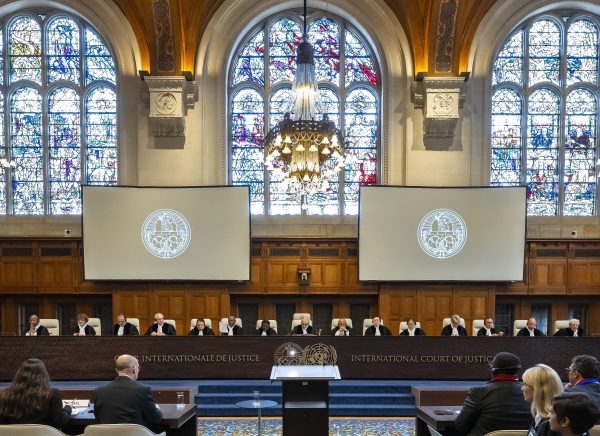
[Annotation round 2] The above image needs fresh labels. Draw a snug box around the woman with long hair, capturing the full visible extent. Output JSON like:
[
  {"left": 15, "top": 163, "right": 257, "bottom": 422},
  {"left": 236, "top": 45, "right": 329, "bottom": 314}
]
[
  {"left": 0, "top": 358, "right": 71, "bottom": 429},
  {"left": 522, "top": 364, "right": 564, "bottom": 436}
]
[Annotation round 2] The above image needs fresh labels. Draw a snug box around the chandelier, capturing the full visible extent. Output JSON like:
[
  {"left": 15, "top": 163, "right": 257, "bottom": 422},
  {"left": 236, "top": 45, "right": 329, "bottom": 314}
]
[{"left": 264, "top": 0, "right": 348, "bottom": 204}]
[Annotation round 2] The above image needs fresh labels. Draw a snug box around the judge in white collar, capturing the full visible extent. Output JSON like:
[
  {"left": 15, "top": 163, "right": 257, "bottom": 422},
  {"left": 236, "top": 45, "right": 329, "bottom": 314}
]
[
  {"left": 223, "top": 315, "right": 243, "bottom": 336},
  {"left": 24, "top": 314, "right": 50, "bottom": 336},
  {"left": 144, "top": 312, "right": 176, "bottom": 336},
  {"left": 477, "top": 317, "right": 504, "bottom": 336},
  {"left": 72, "top": 313, "right": 96, "bottom": 336}
]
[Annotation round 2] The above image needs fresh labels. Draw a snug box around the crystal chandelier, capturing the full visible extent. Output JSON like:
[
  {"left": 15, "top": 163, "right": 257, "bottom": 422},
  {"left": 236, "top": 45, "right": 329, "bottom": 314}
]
[{"left": 264, "top": 0, "right": 347, "bottom": 204}]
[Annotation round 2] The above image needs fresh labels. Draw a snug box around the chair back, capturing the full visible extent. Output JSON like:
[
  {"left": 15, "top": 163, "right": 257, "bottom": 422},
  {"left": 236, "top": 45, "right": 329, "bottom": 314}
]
[
  {"left": 399, "top": 321, "right": 421, "bottom": 334},
  {"left": 128, "top": 318, "right": 140, "bottom": 331},
  {"left": 554, "top": 320, "right": 570, "bottom": 333},
  {"left": 83, "top": 423, "right": 166, "bottom": 436},
  {"left": 255, "top": 320, "right": 278, "bottom": 333},
  {"left": 190, "top": 318, "right": 213, "bottom": 331},
  {"left": 472, "top": 319, "right": 485, "bottom": 336},
  {"left": 291, "top": 318, "right": 312, "bottom": 331},
  {"left": 589, "top": 424, "right": 600, "bottom": 436},
  {"left": 484, "top": 431, "right": 528, "bottom": 436},
  {"left": 513, "top": 319, "right": 528, "bottom": 336},
  {"left": 0, "top": 424, "right": 68, "bottom": 435},
  {"left": 88, "top": 317, "right": 102, "bottom": 336},
  {"left": 164, "top": 320, "right": 176, "bottom": 331},
  {"left": 331, "top": 318, "right": 353, "bottom": 330},
  {"left": 220, "top": 317, "right": 242, "bottom": 327},
  {"left": 292, "top": 313, "right": 311, "bottom": 320},
  {"left": 442, "top": 317, "right": 465, "bottom": 328},
  {"left": 362, "top": 318, "right": 384, "bottom": 335},
  {"left": 38, "top": 319, "right": 60, "bottom": 336}
]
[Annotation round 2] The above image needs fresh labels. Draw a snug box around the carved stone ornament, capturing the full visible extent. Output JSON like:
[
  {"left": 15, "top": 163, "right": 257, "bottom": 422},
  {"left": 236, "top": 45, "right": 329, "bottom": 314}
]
[
  {"left": 144, "top": 76, "right": 198, "bottom": 137},
  {"left": 410, "top": 76, "right": 467, "bottom": 138}
]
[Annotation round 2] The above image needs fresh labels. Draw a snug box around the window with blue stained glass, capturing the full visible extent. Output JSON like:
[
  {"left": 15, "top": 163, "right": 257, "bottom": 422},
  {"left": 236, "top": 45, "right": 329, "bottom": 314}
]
[
  {"left": 230, "top": 9, "right": 380, "bottom": 215},
  {"left": 491, "top": 13, "right": 599, "bottom": 216},
  {"left": 0, "top": 11, "right": 117, "bottom": 215}
]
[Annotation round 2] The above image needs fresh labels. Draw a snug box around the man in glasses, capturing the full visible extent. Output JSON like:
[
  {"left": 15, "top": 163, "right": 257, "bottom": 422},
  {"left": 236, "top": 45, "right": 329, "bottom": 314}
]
[
  {"left": 565, "top": 355, "right": 600, "bottom": 416},
  {"left": 554, "top": 319, "right": 585, "bottom": 337},
  {"left": 144, "top": 313, "right": 176, "bottom": 336}
]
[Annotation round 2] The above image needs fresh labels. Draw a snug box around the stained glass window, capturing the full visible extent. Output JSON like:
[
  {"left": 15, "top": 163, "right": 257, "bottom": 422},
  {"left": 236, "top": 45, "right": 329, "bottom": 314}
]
[
  {"left": 230, "top": 10, "right": 379, "bottom": 215},
  {"left": 491, "top": 13, "right": 599, "bottom": 216},
  {"left": 0, "top": 12, "right": 117, "bottom": 215}
]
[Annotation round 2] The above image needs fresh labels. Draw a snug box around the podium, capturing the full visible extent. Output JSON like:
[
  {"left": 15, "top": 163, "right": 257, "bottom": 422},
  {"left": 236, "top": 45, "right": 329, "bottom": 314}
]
[{"left": 270, "top": 365, "right": 340, "bottom": 436}]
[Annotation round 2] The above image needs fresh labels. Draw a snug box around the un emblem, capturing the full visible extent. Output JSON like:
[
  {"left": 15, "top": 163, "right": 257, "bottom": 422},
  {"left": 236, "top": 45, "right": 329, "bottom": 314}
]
[
  {"left": 141, "top": 209, "right": 191, "bottom": 259},
  {"left": 417, "top": 209, "right": 467, "bottom": 259}
]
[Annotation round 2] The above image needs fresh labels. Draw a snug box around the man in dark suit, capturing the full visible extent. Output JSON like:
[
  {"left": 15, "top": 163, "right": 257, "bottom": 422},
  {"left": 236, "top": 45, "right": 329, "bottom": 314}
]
[
  {"left": 292, "top": 316, "right": 314, "bottom": 335},
  {"left": 256, "top": 320, "right": 278, "bottom": 336},
  {"left": 23, "top": 314, "right": 50, "bottom": 336},
  {"left": 144, "top": 313, "right": 176, "bottom": 336},
  {"left": 517, "top": 317, "right": 545, "bottom": 336},
  {"left": 72, "top": 313, "right": 96, "bottom": 336},
  {"left": 221, "top": 315, "right": 243, "bottom": 335},
  {"left": 331, "top": 318, "right": 353, "bottom": 336},
  {"left": 454, "top": 352, "right": 531, "bottom": 435},
  {"left": 477, "top": 317, "right": 504, "bottom": 336},
  {"left": 565, "top": 354, "right": 600, "bottom": 416},
  {"left": 441, "top": 314, "right": 468, "bottom": 336},
  {"left": 188, "top": 319, "right": 215, "bottom": 336},
  {"left": 364, "top": 316, "right": 392, "bottom": 336},
  {"left": 113, "top": 313, "right": 139, "bottom": 336},
  {"left": 554, "top": 319, "right": 585, "bottom": 337},
  {"left": 92, "top": 354, "right": 163, "bottom": 432}
]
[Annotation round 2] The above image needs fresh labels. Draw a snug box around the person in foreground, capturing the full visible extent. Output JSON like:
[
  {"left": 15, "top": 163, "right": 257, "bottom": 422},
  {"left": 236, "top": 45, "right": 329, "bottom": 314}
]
[
  {"left": 440, "top": 314, "right": 468, "bottom": 336},
  {"left": 564, "top": 355, "right": 600, "bottom": 413},
  {"left": 521, "top": 363, "right": 564, "bottom": 435},
  {"left": 454, "top": 351, "right": 531, "bottom": 436},
  {"left": 292, "top": 315, "right": 314, "bottom": 335},
  {"left": 91, "top": 354, "right": 163, "bottom": 433},
  {"left": 400, "top": 318, "right": 425, "bottom": 336},
  {"left": 24, "top": 314, "right": 50, "bottom": 336},
  {"left": 364, "top": 316, "right": 392, "bottom": 336},
  {"left": 144, "top": 313, "right": 176, "bottom": 336},
  {"left": 0, "top": 358, "right": 71, "bottom": 430},
  {"left": 113, "top": 313, "right": 139, "bottom": 336},
  {"left": 518, "top": 317, "right": 546, "bottom": 336},
  {"left": 256, "top": 319, "right": 278, "bottom": 336},
  {"left": 477, "top": 317, "right": 504, "bottom": 336},
  {"left": 549, "top": 393, "right": 600, "bottom": 436},
  {"left": 188, "top": 318, "right": 215, "bottom": 336},
  {"left": 554, "top": 319, "right": 585, "bottom": 337},
  {"left": 72, "top": 313, "right": 96, "bottom": 336},
  {"left": 331, "top": 318, "right": 353, "bottom": 336}
]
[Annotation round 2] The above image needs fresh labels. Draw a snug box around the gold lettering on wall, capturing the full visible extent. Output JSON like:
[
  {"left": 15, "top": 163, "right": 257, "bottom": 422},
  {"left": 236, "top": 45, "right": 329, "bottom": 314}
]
[
  {"left": 136, "top": 354, "right": 260, "bottom": 363},
  {"left": 351, "top": 354, "right": 494, "bottom": 364}
]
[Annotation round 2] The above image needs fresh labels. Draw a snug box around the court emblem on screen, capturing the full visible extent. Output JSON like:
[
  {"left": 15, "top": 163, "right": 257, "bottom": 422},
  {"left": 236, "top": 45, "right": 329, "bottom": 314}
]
[
  {"left": 417, "top": 209, "right": 467, "bottom": 259},
  {"left": 142, "top": 209, "right": 191, "bottom": 258}
]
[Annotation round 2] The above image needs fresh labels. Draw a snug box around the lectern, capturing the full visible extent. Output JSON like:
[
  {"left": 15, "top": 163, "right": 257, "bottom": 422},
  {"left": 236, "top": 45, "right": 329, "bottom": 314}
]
[{"left": 270, "top": 365, "right": 341, "bottom": 435}]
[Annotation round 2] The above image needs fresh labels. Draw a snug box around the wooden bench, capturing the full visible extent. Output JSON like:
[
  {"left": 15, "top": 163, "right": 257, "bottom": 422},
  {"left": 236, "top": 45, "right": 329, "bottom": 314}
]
[{"left": 411, "top": 386, "right": 470, "bottom": 406}]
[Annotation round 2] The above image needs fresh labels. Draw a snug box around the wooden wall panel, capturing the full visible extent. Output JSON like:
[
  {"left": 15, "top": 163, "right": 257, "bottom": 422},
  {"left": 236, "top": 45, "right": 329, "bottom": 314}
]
[
  {"left": 1, "top": 261, "right": 34, "bottom": 289},
  {"left": 113, "top": 291, "right": 150, "bottom": 332},
  {"left": 38, "top": 261, "right": 76, "bottom": 290},
  {"left": 154, "top": 291, "right": 186, "bottom": 334},
  {"left": 529, "top": 261, "right": 567, "bottom": 294},
  {"left": 417, "top": 287, "right": 452, "bottom": 336}
]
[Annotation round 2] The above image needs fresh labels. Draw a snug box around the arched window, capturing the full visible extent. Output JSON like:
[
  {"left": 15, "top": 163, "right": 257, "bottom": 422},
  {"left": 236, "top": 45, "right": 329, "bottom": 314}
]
[
  {"left": 0, "top": 11, "right": 117, "bottom": 215},
  {"left": 229, "top": 10, "right": 380, "bottom": 215},
  {"left": 491, "top": 13, "right": 599, "bottom": 216}
]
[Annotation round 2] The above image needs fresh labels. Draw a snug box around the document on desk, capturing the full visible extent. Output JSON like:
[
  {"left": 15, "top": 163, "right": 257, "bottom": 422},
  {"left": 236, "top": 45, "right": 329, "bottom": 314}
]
[{"left": 62, "top": 399, "right": 90, "bottom": 415}]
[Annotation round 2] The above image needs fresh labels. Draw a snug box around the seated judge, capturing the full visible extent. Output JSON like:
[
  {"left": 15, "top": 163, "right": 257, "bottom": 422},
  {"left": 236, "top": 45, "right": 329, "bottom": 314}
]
[
  {"left": 113, "top": 313, "right": 139, "bottom": 336},
  {"left": 256, "top": 319, "right": 278, "bottom": 336},
  {"left": 292, "top": 315, "right": 314, "bottom": 335},
  {"left": 477, "top": 317, "right": 504, "bottom": 336},
  {"left": 517, "top": 317, "right": 546, "bottom": 337},
  {"left": 554, "top": 319, "right": 585, "bottom": 337},
  {"left": 23, "top": 314, "right": 50, "bottom": 336},
  {"left": 364, "top": 316, "right": 392, "bottom": 336},
  {"left": 144, "top": 313, "right": 176, "bottom": 336},
  {"left": 72, "top": 313, "right": 96, "bottom": 336},
  {"left": 222, "top": 315, "right": 243, "bottom": 336},
  {"left": 189, "top": 318, "right": 215, "bottom": 336},
  {"left": 331, "top": 318, "right": 353, "bottom": 336},
  {"left": 400, "top": 318, "right": 426, "bottom": 336},
  {"left": 441, "top": 314, "right": 468, "bottom": 336}
]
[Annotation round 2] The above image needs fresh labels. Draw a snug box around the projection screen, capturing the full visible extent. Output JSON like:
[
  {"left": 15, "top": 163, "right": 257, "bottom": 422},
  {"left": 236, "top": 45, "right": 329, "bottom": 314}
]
[
  {"left": 82, "top": 186, "right": 250, "bottom": 280},
  {"left": 359, "top": 186, "right": 526, "bottom": 281}
]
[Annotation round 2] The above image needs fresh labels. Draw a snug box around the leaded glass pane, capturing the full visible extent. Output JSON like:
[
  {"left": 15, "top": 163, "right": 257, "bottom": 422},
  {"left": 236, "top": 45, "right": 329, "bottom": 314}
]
[
  {"left": 10, "top": 87, "right": 43, "bottom": 214},
  {"left": 47, "top": 17, "right": 80, "bottom": 84},
  {"left": 567, "top": 19, "right": 598, "bottom": 85},
  {"left": 0, "top": 30, "right": 4, "bottom": 86},
  {"left": 564, "top": 88, "right": 596, "bottom": 215},
  {"left": 527, "top": 89, "right": 560, "bottom": 215},
  {"left": 86, "top": 87, "right": 117, "bottom": 185},
  {"left": 233, "top": 31, "right": 265, "bottom": 85},
  {"left": 492, "top": 31, "right": 523, "bottom": 86},
  {"left": 231, "top": 89, "right": 265, "bottom": 215},
  {"left": 0, "top": 95, "right": 5, "bottom": 214},
  {"left": 308, "top": 18, "right": 340, "bottom": 85},
  {"left": 85, "top": 28, "right": 116, "bottom": 84},
  {"left": 316, "top": 88, "right": 340, "bottom": 126},
  {"left": 9, "top": 16, "right": 42, "bottom": 84},
  {"left": 269, "top": 87, "right": 292, "bottom": 128},
  {"left": 528, "top": 19, "right": 560, "bottom": 85},
  {"left": 49, "top": 87, "right": 81, "bottom": 214},
  {"left": 491, "top": 88, "right": 522, "bottom": 185},
  {"left": 269, "top": 18, "right": 300, "bottom": 84},
  {"left": 345, "top": 29, "right": 377, "bottom": 86}
]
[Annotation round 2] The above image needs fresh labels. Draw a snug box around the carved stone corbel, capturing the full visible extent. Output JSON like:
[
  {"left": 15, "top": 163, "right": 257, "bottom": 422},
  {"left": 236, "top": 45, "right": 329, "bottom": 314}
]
[{"left": 144, "top": 76, "right": 198, "bottom": 137}]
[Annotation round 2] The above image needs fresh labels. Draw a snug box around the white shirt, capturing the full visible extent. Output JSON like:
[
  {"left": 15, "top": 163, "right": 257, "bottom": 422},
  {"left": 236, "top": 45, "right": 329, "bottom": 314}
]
[
  {"left": 335, "top": 329, "right": 348, "bottom": 336},
  {"left": 407, "top": 328, "right": 415, "bottom": 336},
  {"left": 573, "top": 330, "right": 578, "bottom": 337},
  {"left": 26, "top": 325, "right": 41, "bottom": 336},
  {"left": 197, "top": 329, "right": 203, "bottom": 336},
  {"left": 302, "top": 327, "right": 308, "bottom": 334},
  {"left": 157, "top": 324, "right": 163, "bottom": 334},
  {"left": 227, "top": 325, "right": 235, "bottom": 336},
  {"left": 79, "top": 324, "right": 88, "bottom": 336},
  {"left": 527, "top": 328, "right": 535, "bottom": 336},
  {"left": 452, "top": 326, "right": 459, "bottom": 336},
  {"left": 485, "top": 328, "right": 492, "bottom": 336},
  {"left": 261, "top": 330, "right": 267, "bottom": 336},
  {"left": 117, "top": 325, "right": 124, "bottom": 336},
  {"left": 374, "top": 326, "right": 381, "bottom": 336}
]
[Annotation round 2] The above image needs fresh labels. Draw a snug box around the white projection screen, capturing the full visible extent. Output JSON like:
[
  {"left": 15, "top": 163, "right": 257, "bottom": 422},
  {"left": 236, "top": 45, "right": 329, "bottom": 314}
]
[
  {"left": 82, "top": 186, "right": 250, "bottom": 280},
  {"left": 359, "top": 186, "right": 526, "bottom": 281}
]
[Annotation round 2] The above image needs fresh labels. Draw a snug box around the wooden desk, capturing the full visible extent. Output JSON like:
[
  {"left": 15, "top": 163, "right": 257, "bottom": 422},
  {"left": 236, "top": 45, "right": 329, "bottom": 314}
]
[
  {"left": 71, "top": 403, "right": 197, "bottom": 436},
  {"left": 415, "top": 405, "right": 461, "bottom": 436},
  {"left": 58, "top": 386, "right": 197, "bottom": 404},
  {"left": 411, "top": 387, "right": 469, "bottom": 406}
]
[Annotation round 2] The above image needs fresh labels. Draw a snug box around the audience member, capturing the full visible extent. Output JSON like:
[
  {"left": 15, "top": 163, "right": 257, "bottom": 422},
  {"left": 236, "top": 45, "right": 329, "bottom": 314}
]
[
  {"left": 113, "top": 313, "right": 139, "bottom": 336},
  {"left": 188, "top": 319, "right": 215, "bottom": 336},
  {"left": 441, "top": 314, "right": 468, "bottom": 336},
  {"left": 23, "top": 314, "right": 50, "bottom": 336},
  {"left": 331, "top": 318, "right": 352, "bottom": 336},
  {"left": 364, "top": 316, "right": 392, "bottom": 336},
  {"left": 222, "top": 315, "right": 243, "bottom": 336},
  {"left": 92, "top": 354, "right": 163, "bottom": 433},
  {"left": 518, "top": 317, "right": 546, "bottom": 336},
  {"left": 477, "top": 317, "right": 504, "bottom": 336},
  {"left": 400, "top": 318, "right": 426, "bottom": 336},
  {"left": 144, "top": 313, "right": 176, "bottom": 336},
  {"left": 0, "top": 358, "right": 71, "bottom": 430},
  {"left": 72, "top": 313, "right": 96, "bottom": 336},
  {"left": 454, "top": 351, "right": 531, "bottom": 435},
  {"left": 291, "top": 316, "right": 314, "bottom": 335},
  {"left": 549, "top": 393, "right": 600, "bottom": 436},
  {"left": 256, "top": 320, "right": 278, "bottom": 336},
  {"left": 522, "top": 364, "right": 564, "bottom": 435},
  {"left": 564, "top": 355, "right": 600, "bottom": 413},
  {"left": 554, "top": 319, "right": 585, "bottom": 337}
]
